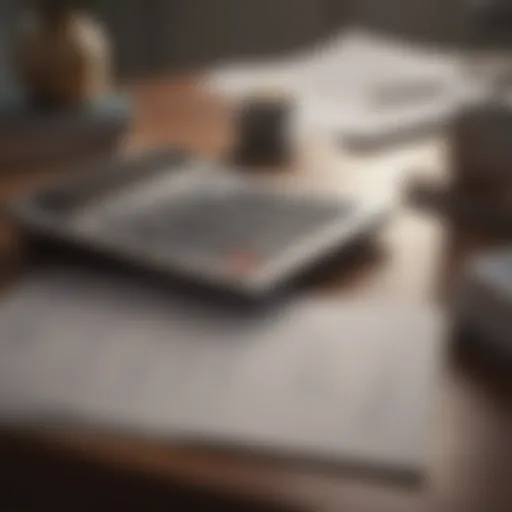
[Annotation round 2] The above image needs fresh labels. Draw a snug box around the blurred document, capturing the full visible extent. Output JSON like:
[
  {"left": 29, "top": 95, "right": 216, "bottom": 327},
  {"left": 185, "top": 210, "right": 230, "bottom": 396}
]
[
  {"left": 208, "top": 28, "right": 464, "bottom": 144},
  {"left": 0, "top": 266, "right": 444, "bottom": 477}
]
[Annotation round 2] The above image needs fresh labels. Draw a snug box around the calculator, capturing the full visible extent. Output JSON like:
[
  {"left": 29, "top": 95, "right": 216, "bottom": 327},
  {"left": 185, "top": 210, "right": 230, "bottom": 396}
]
[{"left": 11, "top": 149, "right": 387, "bottom": 300}]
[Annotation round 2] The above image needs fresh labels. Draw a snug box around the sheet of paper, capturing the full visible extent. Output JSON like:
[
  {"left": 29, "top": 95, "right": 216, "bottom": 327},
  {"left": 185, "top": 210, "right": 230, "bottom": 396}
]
[
  {"left": 0, "top": 266, "right": 444, "bottom": 477},
  {"left": 207, "top": 28, "right": 466, "bottom": 145}
]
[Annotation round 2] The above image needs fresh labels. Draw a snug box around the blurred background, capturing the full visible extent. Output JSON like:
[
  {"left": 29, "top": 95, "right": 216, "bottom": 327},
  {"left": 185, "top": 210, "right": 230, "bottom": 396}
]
[
  {"left": 0, "top": 0, "right": 474, "bottom": 84},
  {"left": 2, "top": 1, "right": 512, "bottom": 512}
]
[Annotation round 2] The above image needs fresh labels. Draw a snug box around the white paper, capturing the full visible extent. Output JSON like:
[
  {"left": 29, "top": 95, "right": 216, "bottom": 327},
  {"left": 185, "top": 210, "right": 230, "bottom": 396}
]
[
  {"left": 0, "top": 266, "right": 444, "bottom": 476},
  {"left": 207, "top": 28, "right": 467, "bottom": 143}
]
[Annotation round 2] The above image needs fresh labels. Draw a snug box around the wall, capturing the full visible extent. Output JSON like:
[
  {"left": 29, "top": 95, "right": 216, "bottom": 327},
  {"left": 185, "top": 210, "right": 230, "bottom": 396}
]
[
  {"left": 0, "top": 0, "right": 19, "bottom": 90},
  {"left": 108, "top": 0, "right": 472, "bottom": 74},
  {"left": 163, "top": 0, "right": 334, "bottom": 67},
  {"left": 349, "top": 0, "right": 472, "bottom": 46},
  {"left": 105, "top": 0, "right": 335, "bottom": 73},
  {"left": 101, "top": 0, "right": 155, "bottom": 76},
  {"left": 0, "top": 0, "right": 476, "bottom": 85}
]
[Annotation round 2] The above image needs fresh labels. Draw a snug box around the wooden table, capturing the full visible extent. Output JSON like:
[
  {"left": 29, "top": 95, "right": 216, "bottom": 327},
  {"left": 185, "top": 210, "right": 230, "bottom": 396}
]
[{"left": 1, "top": 77, "right": 512, "bottom": 512}]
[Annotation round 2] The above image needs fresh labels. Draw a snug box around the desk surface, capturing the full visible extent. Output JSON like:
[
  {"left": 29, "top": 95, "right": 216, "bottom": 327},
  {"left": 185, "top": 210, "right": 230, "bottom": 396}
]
[{"left": 1, "top": 76, "right": 512, "bottom": 512}]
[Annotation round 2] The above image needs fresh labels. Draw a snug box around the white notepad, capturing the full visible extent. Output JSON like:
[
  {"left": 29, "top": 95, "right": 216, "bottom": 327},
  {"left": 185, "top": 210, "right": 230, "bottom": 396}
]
[{"left": 0, "top": 266, "right": 444, "bottom": 479}]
